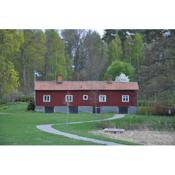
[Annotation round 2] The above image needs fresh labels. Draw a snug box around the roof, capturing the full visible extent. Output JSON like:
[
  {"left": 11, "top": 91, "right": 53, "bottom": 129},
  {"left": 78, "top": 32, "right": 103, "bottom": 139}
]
[{"left": 34, "top": 81, "right": 139, "bottom": 91}]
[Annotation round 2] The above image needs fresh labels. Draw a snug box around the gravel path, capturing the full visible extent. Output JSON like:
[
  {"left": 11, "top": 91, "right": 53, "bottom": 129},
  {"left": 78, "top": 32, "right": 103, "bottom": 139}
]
[{"left": 36, "top": 114, "right": 125, "bottom": 145}]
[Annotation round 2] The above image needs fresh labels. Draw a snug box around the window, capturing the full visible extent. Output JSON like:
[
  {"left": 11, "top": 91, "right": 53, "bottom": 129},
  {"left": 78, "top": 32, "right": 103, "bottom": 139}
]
[
  {"left": 83, "top": 95, "right": 88, "bottom": 101},
  {"left": 43, "top": 95, "right": 51, "bottom": 102},
  {"left": 99, "top": 95, "right": 106, "bottom": 102},
  {"left": 65, "top": 95, "right": 73, "bottom": 102},
  {"left": 122, "top": 95, "right": 129, "bottom": 102}
]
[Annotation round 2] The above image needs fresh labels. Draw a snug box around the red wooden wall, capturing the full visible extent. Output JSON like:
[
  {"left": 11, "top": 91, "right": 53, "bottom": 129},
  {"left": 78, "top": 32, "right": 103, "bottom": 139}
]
[{"left": 35, "top": 90, "right": 137, "bottom": 107}]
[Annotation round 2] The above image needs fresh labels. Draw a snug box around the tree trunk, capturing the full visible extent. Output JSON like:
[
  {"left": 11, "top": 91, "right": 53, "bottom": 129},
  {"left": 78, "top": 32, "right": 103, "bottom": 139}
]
[{"left": 20, "top": 47, "right": 27, "bottom": 94}]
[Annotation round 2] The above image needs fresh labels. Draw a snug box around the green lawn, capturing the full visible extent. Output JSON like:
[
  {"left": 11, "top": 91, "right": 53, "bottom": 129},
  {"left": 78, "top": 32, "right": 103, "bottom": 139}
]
[
  {"left": 0, "top": 102, "right": 174, "bottom": 145},
  {"left": 0, "top": 102, "right": 127, "bottom": 145}
]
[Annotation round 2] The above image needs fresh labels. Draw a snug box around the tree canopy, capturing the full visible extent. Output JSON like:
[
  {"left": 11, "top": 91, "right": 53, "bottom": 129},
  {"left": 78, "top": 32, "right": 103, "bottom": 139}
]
[
  {"left": 0, "top": 29, "right": 175, "bottom": 104},
  {"left": 104, "top": 60, "right": 135, "bottom": 80}
]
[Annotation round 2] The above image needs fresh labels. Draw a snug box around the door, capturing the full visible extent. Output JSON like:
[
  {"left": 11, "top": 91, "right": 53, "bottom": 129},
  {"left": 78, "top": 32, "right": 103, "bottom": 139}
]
[
  {"left": 119, "top": 107, "right": 128, "bottom": 114},
  {"left": 45, "top": 106, "right": 54, "bottom": 113},
  {"left": 93, "top": 106, "right": 101, "bottom": 113},
  {"left": 69, "top": 106, "right": 78, "bottom": 113}
]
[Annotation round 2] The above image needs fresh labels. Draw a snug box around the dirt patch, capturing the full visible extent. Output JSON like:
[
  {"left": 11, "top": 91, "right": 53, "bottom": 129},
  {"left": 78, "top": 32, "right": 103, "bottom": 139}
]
[{"left": 90, "top": 130, "right": 175, "bottom": 145}]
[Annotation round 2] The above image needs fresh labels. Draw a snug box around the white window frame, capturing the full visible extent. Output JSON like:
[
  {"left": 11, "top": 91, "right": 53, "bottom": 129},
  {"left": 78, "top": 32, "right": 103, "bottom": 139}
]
[
  {"left": 99, "top": 95, "right": 106, "bottom": 102},
  {"left": 65, "top": 95, "right": 73, "bottom": 102},
  {"left": 122, "top": 95, "right": 129, "bottom": 102},
  {"left": 83, "top": 95, "right": 88, "bottom": 101},
  {"left": 43, "top": 95, "right": 51, "bottom": 102}
]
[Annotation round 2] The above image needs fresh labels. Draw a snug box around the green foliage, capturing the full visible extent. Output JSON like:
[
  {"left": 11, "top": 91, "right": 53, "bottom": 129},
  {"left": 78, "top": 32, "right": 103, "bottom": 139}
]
[
  {"left": 108, "top": 34, "right": 122, "bottom": 63},
  {"left": 17, "top": 30, "right": 46, "bottom": 93},
  {"left": 0, "top": 30, "right": 22, "bottom": 99},
  {"left": 62, "top": 30, "right": 108, "bottom": 80},
  {"left": 132, "top": 33, "right": 144, "bottom": 68},
  {"left": 102, "top": 29, "right": 117, "bottom": 43},
  {"left": 0, "top": 30, "right": 24, "bottom": 58},
  {"left": 0, "top": 56, "right": 19, "bottom": 98},
  {"left": 15, "top": 95, "right": 33, "bottom": 102},
  {"left": 79, "top": 31, "right": 108, "bottom": 80},
  {"left": 104, "top": 60, "right": 135, "bottom": 80},
  {"left": 138, "top": 31, "right": 175, "bottom": 104},
  {"left": 137, "top": 106, "right": 153, "bottom": 115},
  {"left": 45, "top": 30, "right": 68, "bottom": 80},
  {"left": 114, "top": 114, "right": 175, "bottom": 131},
  {"left": 123, "top": 33, "right": 144, "bottom": 68},
  {"left": 0, "top": 29, "right": 175, "bottom": 106},
  {"left": 123, "top": 36, "right": 133, "bottom": 63},
  {"left": 27, "top": 100, "right": 35, "bottom": 111}
]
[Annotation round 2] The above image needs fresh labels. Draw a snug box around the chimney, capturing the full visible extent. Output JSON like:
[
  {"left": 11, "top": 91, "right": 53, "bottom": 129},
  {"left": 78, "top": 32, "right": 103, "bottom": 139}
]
[
  {"left": 107, "top": 75, "right": 113, "bottom": 84},
  {"left": 56, "top": 74, "right": 62, "bottom": 84}
]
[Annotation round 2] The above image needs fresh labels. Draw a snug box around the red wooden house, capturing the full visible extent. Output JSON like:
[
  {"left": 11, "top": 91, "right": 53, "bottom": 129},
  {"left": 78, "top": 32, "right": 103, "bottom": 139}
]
[{"left": 34, "top": 75, "right": 139, "bottom": 113}]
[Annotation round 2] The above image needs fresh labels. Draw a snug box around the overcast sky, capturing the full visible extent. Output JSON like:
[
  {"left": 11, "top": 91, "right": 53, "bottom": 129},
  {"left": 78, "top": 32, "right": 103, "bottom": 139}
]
[{"left": 95, "top": 29, "right": 104, "bottom": 37}]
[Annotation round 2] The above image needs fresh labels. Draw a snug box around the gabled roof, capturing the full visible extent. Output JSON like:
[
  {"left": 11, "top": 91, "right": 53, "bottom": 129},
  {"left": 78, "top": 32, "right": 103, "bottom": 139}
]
[{"left": 34, "top": 81, "right": 139, "bottom": 91}]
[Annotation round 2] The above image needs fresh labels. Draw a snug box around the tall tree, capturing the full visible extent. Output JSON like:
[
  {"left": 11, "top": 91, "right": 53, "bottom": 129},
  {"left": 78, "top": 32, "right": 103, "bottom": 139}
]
[
  {"left": 79, "top": 31, "right": 108, "bottom": 80},
  {"left": 44, "top": 30, "right": 68, "bottom": 80},
  {"left": 61, "top": 29, "right": 86, "bottom": 80},
  {"left": 0, "top": 30, "right": 22, "bottom": 98},
  {"left": 102, "top": 29, "right": 117, "bottom": 43},
  {"left": 132, "top": 33, "right": 144, "bottom": 72},
  {"left": 0, "top": 57, "right": 19, "bottom": 99},
  {"left": 123, "top": 35, "right": 133, "bottom": 64},
  {"left": 138, "top": 32, "right": 175, "bottom": 103},
  {"left": 17, "top": 30, "right": 46, "bottom": 94},
  {"left": 108, "top": 34, "right": 122, "bottom": 64}
]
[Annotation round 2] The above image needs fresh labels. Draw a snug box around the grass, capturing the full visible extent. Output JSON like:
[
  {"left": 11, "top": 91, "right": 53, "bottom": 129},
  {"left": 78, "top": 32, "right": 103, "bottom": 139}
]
[
  {"left": 0, "top": 102, "right": 130, "bottom": 145},
  {"left": 94, "top": 114, "right": 175, "bottom": 133},
  {"left": 113, "top": 114, "right": 175, "bottom": 131},
  {"left": 53, "top": 121, "right": 137, "bottom": 145},
  {"left": 0, "top": 102, "right": 174, "bottom": 145}
]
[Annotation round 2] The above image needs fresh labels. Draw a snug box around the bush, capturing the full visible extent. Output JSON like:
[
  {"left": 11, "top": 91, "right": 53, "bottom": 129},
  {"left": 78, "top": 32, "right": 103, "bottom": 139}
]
[
  {"left": 152, "top": 104, "right": 175, "bottom": 116},
  {"left": 27, "top": 100, "right": 35, "bottom": 111},
  {"left": 0, "top": 91, "right": 24, "bottom": 103},
  {"left": 15, "top": 96, "right": 33, "bottom": 102},
  {"left": 137, "top": 103, "right": 175, "bottom": 116},
  {"left": 137, "top": 106, "right": 153, "bottom": 115}
]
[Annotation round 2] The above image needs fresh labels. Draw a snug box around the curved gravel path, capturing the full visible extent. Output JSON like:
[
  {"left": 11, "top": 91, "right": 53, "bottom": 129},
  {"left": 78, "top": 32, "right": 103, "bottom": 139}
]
[{"left": 36, "top": 114, "right": 125, "bottom": 145}]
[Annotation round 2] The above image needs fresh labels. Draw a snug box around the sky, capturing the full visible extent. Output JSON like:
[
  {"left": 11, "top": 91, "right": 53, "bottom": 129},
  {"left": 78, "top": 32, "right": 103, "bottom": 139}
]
[{"left": 95, "top": 29, "right": 105, "bottom": 37}]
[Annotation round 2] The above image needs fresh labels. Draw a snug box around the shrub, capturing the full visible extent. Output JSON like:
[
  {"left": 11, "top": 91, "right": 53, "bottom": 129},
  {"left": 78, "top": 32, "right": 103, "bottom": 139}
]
[
  {"left": 137, "top": 106, "right": 153, "bottom": 115},
  {"left": 16, "top": 96, "right": 33, "bottom": 102},
  {"left": 152, "top": 104, "right": 175, "bottom": 116},
  {"left": 27, "top": 100, "right": 35, "bottom": 111},
  {"left": 0, "top": 91, "right": 24, "bottom": 103},
  {"left": 137, "top": 103, "right": 175, "bottom": 116}
]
